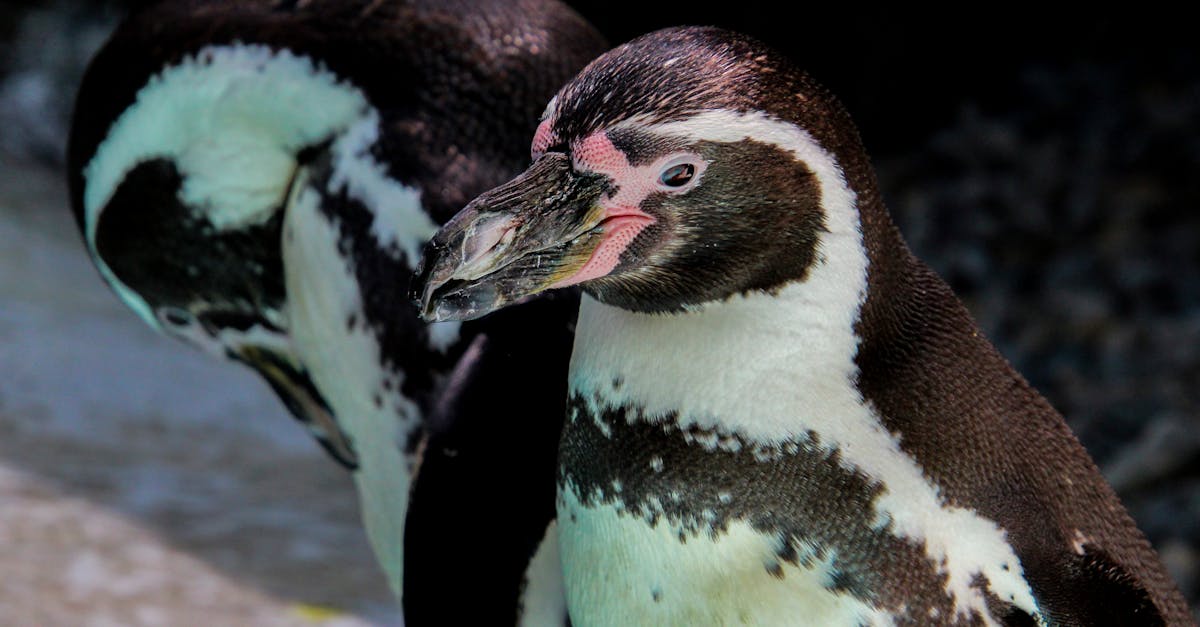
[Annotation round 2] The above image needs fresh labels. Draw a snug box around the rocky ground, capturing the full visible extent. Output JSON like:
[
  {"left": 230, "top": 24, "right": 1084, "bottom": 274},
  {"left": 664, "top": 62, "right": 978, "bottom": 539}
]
[{"left": 1, "top": 1, "right": 1197, "bottom": 624}]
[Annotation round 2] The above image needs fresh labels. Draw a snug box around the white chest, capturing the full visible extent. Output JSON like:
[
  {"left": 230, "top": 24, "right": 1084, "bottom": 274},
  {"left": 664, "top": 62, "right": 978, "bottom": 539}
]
[
  {"left": 559, "top": 288, "right": 894, "bottom": 626},
  {"left": 557, "top": 289, "right": 1042, "bottom": 626}
]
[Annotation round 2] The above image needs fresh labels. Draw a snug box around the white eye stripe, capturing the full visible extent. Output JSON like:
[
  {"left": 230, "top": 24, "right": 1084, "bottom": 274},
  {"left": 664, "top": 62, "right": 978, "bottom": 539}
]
[
  {"left": 84, "top": 43, "right": 368, "bottom": 241},
  {"left": 539, "top": 95, "right": 559, "bottom": 121}
]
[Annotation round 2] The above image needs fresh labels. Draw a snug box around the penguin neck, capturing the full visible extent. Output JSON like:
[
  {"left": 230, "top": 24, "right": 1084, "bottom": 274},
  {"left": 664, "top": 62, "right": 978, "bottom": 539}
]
[
  {"left": 567, "top": 109, "right": 877, "bottom": 440},
  {"left": 569, "top": 192, "right": 869, "bottom": 444}
]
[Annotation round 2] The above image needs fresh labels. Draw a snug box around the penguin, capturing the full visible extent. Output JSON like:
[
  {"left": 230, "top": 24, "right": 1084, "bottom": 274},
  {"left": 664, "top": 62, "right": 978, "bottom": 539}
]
[
  {"left": 414, "top": 27, "right": 1194, "bottom": 626},
  {"left": 66, "top": 0, "right": 605, "bottom": 623}
]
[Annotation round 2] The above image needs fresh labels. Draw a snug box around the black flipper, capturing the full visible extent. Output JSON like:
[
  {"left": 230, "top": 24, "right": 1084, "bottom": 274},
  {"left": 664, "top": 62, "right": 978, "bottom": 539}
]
[
  {"left": 402, "top": 290, "right": 579, "bottom": 625},
  {"left": 1031, "top": 546, "right": 1166, "bottom": 627}
]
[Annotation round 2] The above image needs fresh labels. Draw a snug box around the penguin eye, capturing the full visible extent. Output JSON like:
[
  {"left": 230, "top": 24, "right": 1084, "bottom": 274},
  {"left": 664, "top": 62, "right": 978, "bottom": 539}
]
[
  {"left": 158, "top": 306, "right": 195, "bottom": 327},
  {"left": 659, "top": 163, "right": 694, "bottom": 187},
  {"left": 656, "top": 155, "right": 704, "bottom": 192}
]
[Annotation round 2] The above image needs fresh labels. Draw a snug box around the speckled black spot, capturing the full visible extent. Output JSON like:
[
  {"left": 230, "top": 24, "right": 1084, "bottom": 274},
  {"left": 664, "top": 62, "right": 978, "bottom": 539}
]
[
  {"left": 561, "top": 392, "right": 983, "bottom": 623},
  {"left": 828, "top": 568, "right": 868, "bottom": 598}
]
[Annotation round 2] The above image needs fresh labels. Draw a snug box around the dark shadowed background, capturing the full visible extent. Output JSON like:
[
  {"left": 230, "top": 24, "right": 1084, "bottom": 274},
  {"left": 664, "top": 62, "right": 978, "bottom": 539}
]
[{"left": 1, "top": 1, "right": 1196, "bottom": 623}]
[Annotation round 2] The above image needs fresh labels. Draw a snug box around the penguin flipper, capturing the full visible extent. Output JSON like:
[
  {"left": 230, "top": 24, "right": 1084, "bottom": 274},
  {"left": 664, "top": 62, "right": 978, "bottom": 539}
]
[
  {"left": 1034, "top": 547, "right": 1165, "bottom": 627},
  {"left": 403, "top": 290, "right": 579, "bottom": 623},
  {"left": 239, "top": 344, "right": 360, "bottom": 470}
]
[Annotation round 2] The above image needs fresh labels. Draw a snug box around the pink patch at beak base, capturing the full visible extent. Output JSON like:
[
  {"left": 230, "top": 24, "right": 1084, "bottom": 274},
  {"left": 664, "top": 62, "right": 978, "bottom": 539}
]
[
  {"left": 531, "top": 119, "right": 555, "bottom": 158},
  {"left": 549, "top": 131, "right": 670, "bottom": 288},
  {"left": 551, "top": 209, "right": 653, "bottom": 288}
]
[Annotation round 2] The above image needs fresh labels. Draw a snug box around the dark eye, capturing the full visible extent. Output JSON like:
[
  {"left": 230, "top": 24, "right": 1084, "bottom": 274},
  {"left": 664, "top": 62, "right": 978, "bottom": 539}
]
[
  {"left": 659, "top": 163, "right": 695, "bottom": 187},
  {"left": 158, "top": 306, "right": 194, "bottom": 327}
]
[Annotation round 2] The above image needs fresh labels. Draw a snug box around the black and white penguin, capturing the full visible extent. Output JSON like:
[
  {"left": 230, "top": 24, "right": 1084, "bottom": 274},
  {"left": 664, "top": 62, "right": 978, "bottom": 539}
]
[
  {"left": 67, "top": 0, "right": 605, "bottom": 623},
  {"left": 415, "top": 27, "right": 1193, "bottom": 625}
]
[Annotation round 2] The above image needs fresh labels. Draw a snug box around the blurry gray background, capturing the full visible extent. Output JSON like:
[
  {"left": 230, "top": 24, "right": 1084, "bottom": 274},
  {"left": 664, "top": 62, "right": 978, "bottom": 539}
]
[{"left": 1, "top": 1, "right": 1197, "bottom": 624}]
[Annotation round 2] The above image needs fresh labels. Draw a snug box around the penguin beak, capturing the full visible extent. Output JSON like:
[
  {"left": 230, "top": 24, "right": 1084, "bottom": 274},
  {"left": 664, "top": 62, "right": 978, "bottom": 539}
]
[
  {"left": 235, "top": 345, "right": 359, "bottom": 469},
  {"left": 413, "top": 153, "right": 609, "bottom": 322}
]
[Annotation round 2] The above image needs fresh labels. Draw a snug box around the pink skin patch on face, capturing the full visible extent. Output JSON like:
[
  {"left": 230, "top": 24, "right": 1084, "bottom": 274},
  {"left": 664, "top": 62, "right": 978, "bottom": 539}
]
[
  {"left": 531, "top": 118, "right": 555, "bottom": 159},
  {"left": 549, "top": 131, "right": 659, "bottom": 288}
]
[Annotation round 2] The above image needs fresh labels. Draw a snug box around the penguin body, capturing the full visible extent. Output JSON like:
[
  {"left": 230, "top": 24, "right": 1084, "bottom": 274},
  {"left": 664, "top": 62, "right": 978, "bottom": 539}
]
[
  {"left": 68, "top": 1, "right": 604, "bottom": 622},
  {"left": 415, "top": 27, "right": 1192, "bottom": 625}
]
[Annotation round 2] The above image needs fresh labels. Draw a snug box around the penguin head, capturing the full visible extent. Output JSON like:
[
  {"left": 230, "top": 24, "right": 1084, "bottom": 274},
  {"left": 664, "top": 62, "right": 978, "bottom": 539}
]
[
  {"left": 78, "top": 42, "right": 366, "bottom": 327},
  {"left": 72, "top": 41, "right": 374, "bottom": 467},
  {"left": 70, "top": 0, "right": 608, "bottom": 467},
  {"left": 416, "top": 27, "right": 869, "bottom": 321}
]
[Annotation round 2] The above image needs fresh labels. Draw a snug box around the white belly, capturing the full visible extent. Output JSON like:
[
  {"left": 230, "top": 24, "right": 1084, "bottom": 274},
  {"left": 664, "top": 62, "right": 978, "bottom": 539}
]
[{"left": 557, "top": 484, "right": 892, "bottom": 627}]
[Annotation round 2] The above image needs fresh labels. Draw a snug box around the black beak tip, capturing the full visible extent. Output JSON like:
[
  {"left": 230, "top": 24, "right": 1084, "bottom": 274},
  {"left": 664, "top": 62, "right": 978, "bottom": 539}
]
[
  {"left": 410, "top": 239, "right": 451, "bottom": 321},
  {"left": 411, "top": 267, "right": 503, "bottom": 324},
  {"left": 408, "top": 265, "right": 431, "bottom": 314},
  {"left": 410, "top": 228, "right": 507, "bottom": 323}
]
